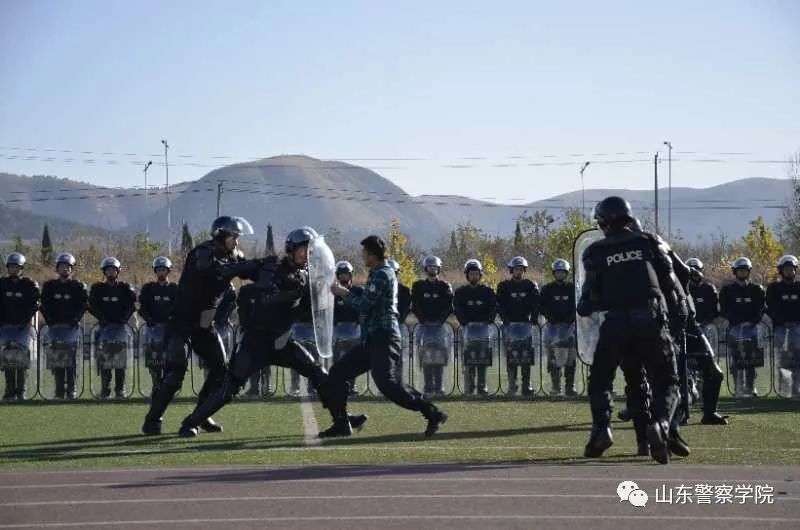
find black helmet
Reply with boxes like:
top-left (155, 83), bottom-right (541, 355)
top-left (6, 253), bottom-right (25, 268)
top-left (335, 260), bottom-right (354, 275)
top-left (100, 256), bottom-right (121, 271)
top-left (463, 258), bottom-right (483, 276)
top-left (285, 226), bottom-right (318, 254)
top-left (507, 256), bottom-right (528, 272)
top-left (211, 216), bottom-right (254, 239)
top-left (55, 252), bottom-right (76, 268)
top-left (386, 258), bottom-right (400, 273)
top-left (152, 256), bottom-right (173, 271)
top-left (593, 196), bottom-right (634, 227)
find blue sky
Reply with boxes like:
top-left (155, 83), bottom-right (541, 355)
top-left (1, 0), bottom-right (798, 202)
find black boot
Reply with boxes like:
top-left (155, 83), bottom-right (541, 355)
top-left (114, 369), bottom-right (126, 399)
top-left (617, 408), bottom-right (631, 422)
top-left (521, 365), bottom-right (534, 396)
top-left (54, 368), bottom-right (65, 399)
top-left (633, 416), bottom-right (649, 456)
top-left (199, 417), bottom-right (224, 433)
top-left (647, 420), bottom-right (671, 465)
top-left (348, 413), bottom-right (368, 432)
top-left (701, 412), bottom-right (729, 425)
top-left (584, 425), bottom-right (614, 458)
top-left (424, 405), bottom-right (448, 437)
top-left (477, 366), bottom-right (488, 395)
top-left (141, 417), bottom-right (163, 435)
top-left (549, 367), bottom-right (563, 396)
top-left (66, 368), bottom-right (77, 399)
top-left (565, 364), bottom-right (578, 396)
top-left (178, 422), bottom-right (200, 438)
top-left (507, 364), bottom-right (518, 395)
top-left (318, 413), bottom-right (353, 438)
top-left (3, 369), bottom-right (14, 400)
top-left (667, 425), bottom-right (690, 457)
top-left (15, 369), bottom-right (27, 400)
top-left (100, 369), bottom-right (112, 399)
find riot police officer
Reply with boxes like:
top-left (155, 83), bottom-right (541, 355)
top-left (496, 256), bottom-right (540, 395)
top-left (454, 259), bottom-right (496, 394)
top-left (333, 261), bottom-right (363, 395)
top-left (40, 253), bottom-right (88, 399)
top-left (411, 256), bottom-right (453, 396)
top-left (387, 259), bottom-right (411, 324)
top-left (0, 253), bottom-right (40, 401)
top-left (540, 259), bottom-right (577, 396)
top-left (88, 257), bottom-right (137, 399)
top-left (767, 255), bottom-right (800, 396)
top-left (719, 257), bottom-right (766, 396)
top-left (685, 258), bottom-right (728, 425)
top-left (138, 256), bottom-right (178, 396)
top-left (577, 197), bottom-right (686, 464)
top-left (142, 216), bottom-right (262, 435)
top-left (178, 227), bottom-right (342, 437)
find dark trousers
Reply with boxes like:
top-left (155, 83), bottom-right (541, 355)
top-left (145, 322), bottom-right (227, 423)
top-left (588, 311), bottom-right (679, 429)
top-left (183, 330), bottom-right (329, 427)
top-left (53, 367), bottom-right (76, 397)
top-left (2, 368), bottom-right (27, 397)
top-left (328, 329), bottom-right (436, 418)
top-left (100, 369), bottom-right (126, 394)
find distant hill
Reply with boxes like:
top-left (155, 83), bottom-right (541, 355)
top-left (0, 160), bottom-right (792, 248)
top-left (0, 202), bottom-right (111, 242)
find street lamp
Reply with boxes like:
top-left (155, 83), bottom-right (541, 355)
top-left (579, 161), bottom-right (591, 218)
top-left (663, 141), bottom-right (672, 238)
top-left (161, 139), bottom-right (170, 255)
top-left (143, 161), bottom-right (152, 237)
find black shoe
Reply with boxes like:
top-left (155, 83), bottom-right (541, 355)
top-left (179, 425), bottom-right (199, 438)
top-left (318, 417), bottom-right (353, 438)
top-left (141, 418), bottom-right (162, 436)
top-left (348, 414), bottom-right (368, 432)
top-left (617, 408), bottom-right (631, 422)
top-left (647, 421), bottom-right (670, 465)
top-left (637, 441), bottom-right (650, 457)
top-left (667, 428), bottom-right (691, 457)
top-left (115, 390), bottom-right (125, 399)
top-left (522, 387), bottom-right (535, 397)
top-left (100, 389), bottom-right (111, 400)
top-left (199, 417), bottom-right (223, 433)
top-left (15, 393), bottom-right (25, 401)
top-left (584, 426), bottom-right (614, 458)
top-left (425, 410), bottom-right (448, 437)
top-left (701, 413), bottom-right (729, 425)
top-left (477, 388), bottom-right (489, 396)
top-left (565, 387), bottom-right (579, 398)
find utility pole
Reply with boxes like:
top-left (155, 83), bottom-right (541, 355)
top-left (579, 161), bottom-right (591, 219)
top-left (216, 181), bottom-right (224, 217)
top-left (161, 139), bottom-right (171, 254)
top-left (143, 161), bottom-right (152, 237)
top-left (654, 152), bottom-right (660, 235)
top-left (663, 141), bottom-right (673, 238)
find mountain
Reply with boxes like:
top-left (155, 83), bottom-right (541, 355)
top-left (0, 203), bottom-right (112, 242)
top-left (0, 160), bottom-right (792, 247)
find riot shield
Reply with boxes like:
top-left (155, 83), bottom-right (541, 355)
top-left (332, 322), bottom-right (366, 397)
top-left (39, 325), bottom-right (83, 400)
top-left (0, 325), bottom-right (37, 400)
top-left (89, 323), bottom-right (135, 399)
top-left (190, 321), bottom-right (236, 395)
top-left (500, 322), bottom-right (541, 396)
top-left (573, 228), bottom-right (606, 365)
top-left (458, 323), bottom-right (500, 395)
top-left (773, 324), bottom-right (800, 398)
top-left (137, 323), bottom-right (168, 398)
top-left (308, 235), bottom-right (335, 359)
top-left (285, 322), bottom-right (319, 398)
top-left (542, 322), bottom-right (581, 397)
top-left (723, 322), bottom-right (771, 398)
top-left (410, 323), bottom-right (455, 397)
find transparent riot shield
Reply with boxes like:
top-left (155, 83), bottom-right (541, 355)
top-left (542, 322), bottom-right (582, 397)
top-left (500, 322), bottom-right (541, 396)
top-left (458, 323), bottom-right (500, 395)
top-left (285, 322), bottom-right (319, 398)
top-left (332, 322), bottom-right (367, 397)
top-left (89, 323), bottom-right (135, 399)
top-left (410, 323), bottom-right (455, 397)
top-left (773, 324), bottom-right (800, 398)
top-left (573, 229), bottom-right (605, 366)
top-left (0, 325), bottom-right (37, 400)
top-left (39, 325), bottom-right (83, 400)
top-left (723, 322), bottom-right (771, 397)
top-left (684, 322), bottom-right (720, 404)
top-left (308, 235), bottom-right (335, 359)
top-left (137, 323), bottom-right (168, 398)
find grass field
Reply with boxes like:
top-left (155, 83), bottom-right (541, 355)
top-left (0, 396), bottom-right (798, 471)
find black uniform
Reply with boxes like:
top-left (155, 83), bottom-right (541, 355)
top-left (40, 278), bottom-right (88, 398)
top-left (398, 282), bottom-right (412, 323)
top-left (411, 278), bottom-right (453, 394)
top-left (766, 279), bottom-right (800, 394)
top-left (88, 280), bottom-right (136, 397)
top-left (454, 283), bottom-right (496, 394)
top-left (0, 276), bottom-right (40, 399)
top-left (719, 281), bottom-right (766, 393)
top-left (689, 280), bottom-right (719, 325)
top-left (540, 280), bottom-right (577, 395)
top-left (138, 280), bottom-right (178, 395)
top-left (577, 229), bottom-right (681, 438)
top-left (496, 278), bottom-right (539, 394)
top-left (144, 240), bottom-right (261, 428)
top-left (180, 255), bottom-right (331, 430)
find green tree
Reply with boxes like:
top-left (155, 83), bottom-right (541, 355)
top-left (386, 219), bottom-right (416, 286)
top-left (743, 216), bottom-right (784, 285)
top-left (11, 236), bottom-right (29, 256)
top-left (41, 224), bottom-right (53, 266)
top-left (778, 150), bottom-right (800, 250)
top-left (517, 209), bottom-right (555, 270)
top-left (513, 220), bottom-right (524, 253)
top-left (193, 230), bottom-right (210, 247)
top-left (180, 222), bottom-right (193, 254)
top-left (543, 208), bottom-right (594, 273)
top-left (266, 224), bottom-right (276, 256)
